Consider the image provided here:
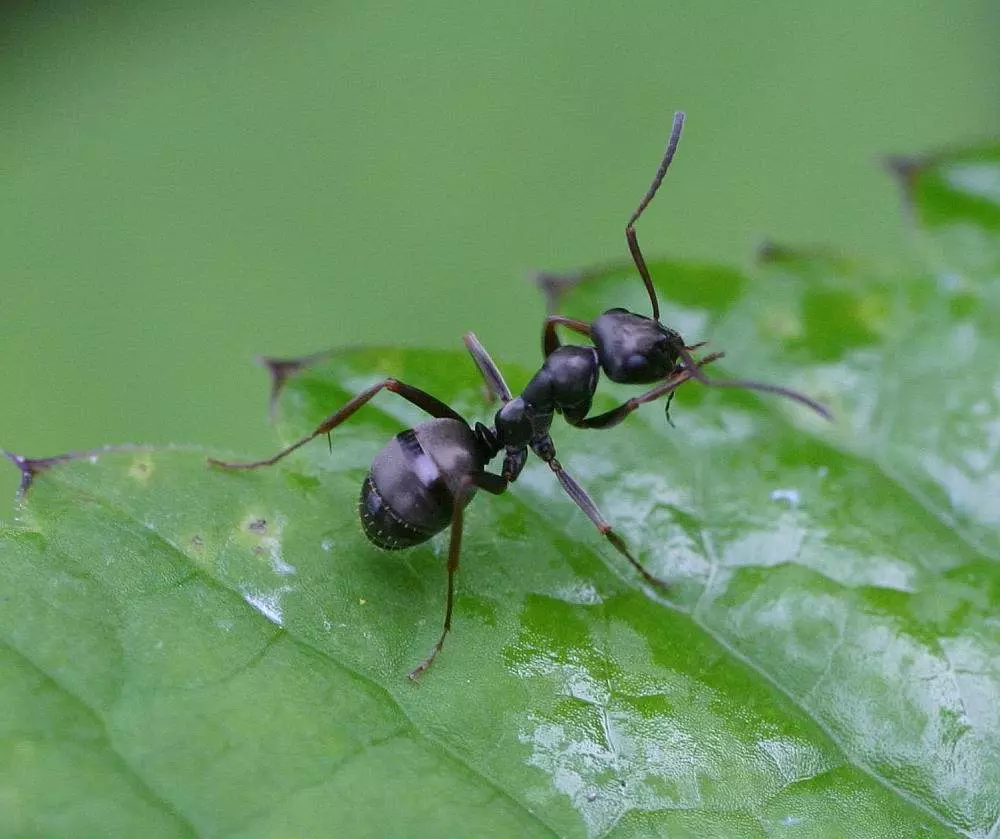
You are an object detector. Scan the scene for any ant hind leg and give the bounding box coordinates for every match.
[208,378,466,471]
[409,471,507,679]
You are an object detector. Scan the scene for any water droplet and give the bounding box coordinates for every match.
[769,488,800,507]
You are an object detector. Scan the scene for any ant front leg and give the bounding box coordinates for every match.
[532,437,668,589]
[409,470,508,680]
[208,378,465,470]
[571,352,724,430]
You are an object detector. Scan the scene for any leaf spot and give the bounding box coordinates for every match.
[247,518,268,534]
[128,456,153,481]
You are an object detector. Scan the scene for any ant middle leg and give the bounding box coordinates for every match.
[208,378,465,470]
[409,470,508,680]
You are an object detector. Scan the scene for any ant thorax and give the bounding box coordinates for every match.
[494,397,536,447]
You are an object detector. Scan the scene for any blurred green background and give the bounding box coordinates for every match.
[2,0,999,502]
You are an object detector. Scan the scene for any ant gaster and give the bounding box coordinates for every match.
[209,111,830,679]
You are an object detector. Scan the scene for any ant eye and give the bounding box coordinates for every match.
[655,332,684,362]
[624,353,651,373]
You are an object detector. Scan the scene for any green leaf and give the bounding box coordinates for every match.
[3,144,1000,838]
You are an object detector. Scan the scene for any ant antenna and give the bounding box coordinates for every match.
[676,344,833,420]
[626,110,685,323]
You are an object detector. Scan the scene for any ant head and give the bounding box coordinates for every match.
[582,112,832,421]
[591,308,686,385]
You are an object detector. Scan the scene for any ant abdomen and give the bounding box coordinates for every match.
[358,419,485,550]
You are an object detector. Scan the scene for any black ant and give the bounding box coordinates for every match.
[209,111,830,679]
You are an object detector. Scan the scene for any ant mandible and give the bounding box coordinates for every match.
[209,111,830,679]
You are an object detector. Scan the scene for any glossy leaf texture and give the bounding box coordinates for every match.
[2,145,999,838]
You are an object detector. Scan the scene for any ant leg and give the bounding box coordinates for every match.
[675,346,833,421]
[534,443,667,589]
[571,352,724,429]
[409,470,508,680]
[464,333,512,402]
[208,378,465,470]
[541,315,592,359]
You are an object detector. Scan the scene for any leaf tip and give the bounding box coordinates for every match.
[3,450,75,497]
[257,349,336,416]
[530,269,586,315]
[756,239,792,265]
[4,443,162,500]
[883,153,928,212]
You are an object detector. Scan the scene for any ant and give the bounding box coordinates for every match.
[209,111,830,679]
